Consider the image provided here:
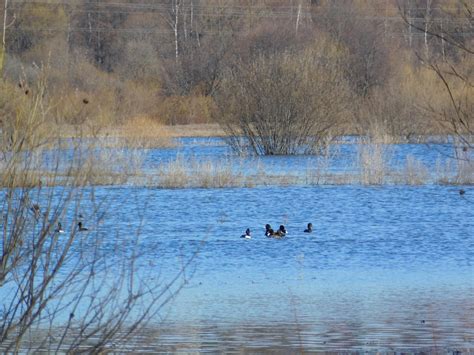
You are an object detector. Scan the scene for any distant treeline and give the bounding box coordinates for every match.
[0,0,472,138]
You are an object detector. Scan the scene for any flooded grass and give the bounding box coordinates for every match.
[3,140,473,188]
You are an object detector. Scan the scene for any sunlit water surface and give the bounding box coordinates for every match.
[91,183,473,352]
[4,139,474,351]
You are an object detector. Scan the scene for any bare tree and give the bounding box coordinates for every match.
[0,72,194,352]
[213,43,350,155]
[0,0,15,76]
[311,1,391,98]
[399,0,473,150]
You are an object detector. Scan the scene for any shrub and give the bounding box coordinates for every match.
[213,40,350,155]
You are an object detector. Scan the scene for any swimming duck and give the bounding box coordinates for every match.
[265,224,273,237]
[55,222,65,233]
[459,189,466,196]
[304,223,313,233]
[78,222,88,232]
[277,225,287,236]
[240,228,251,239]
[271,225,287,238]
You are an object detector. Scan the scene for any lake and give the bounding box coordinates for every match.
[2,138,473,352]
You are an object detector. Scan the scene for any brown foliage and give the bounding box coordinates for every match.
[214,41,350,155]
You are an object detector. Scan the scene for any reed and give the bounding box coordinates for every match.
[104,116,174,149]
[435,156,474,185]
[192,160,244,188]
[305,142,339,185]
[398,155,430,185]
[154,157,247,188]
[1,76,191,353]
[166,123,226,138]
[357,139,392,185]
[157,156,190,188]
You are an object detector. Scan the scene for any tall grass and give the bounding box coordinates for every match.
[105,116,174,149]
[435,156,474,185]
[112,141,474,188]
[398,155,430,185]
[357,138,392,185]
[154,156,246,188]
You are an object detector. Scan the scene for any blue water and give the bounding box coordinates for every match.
[83,184,473,351]
[32,137,468,182]
[142,137,462,178]
[2,138,473,351]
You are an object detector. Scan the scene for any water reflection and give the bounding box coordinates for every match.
[138,303,473,352]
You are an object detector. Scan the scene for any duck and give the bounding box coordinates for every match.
[55,222,65,233]
[78,221,88,232]
[459,189,466,196]
[265,224,273,237]
[240,228,251,239]
[304,223,313,233]
[272,225,287,238]
[277,225,287,236]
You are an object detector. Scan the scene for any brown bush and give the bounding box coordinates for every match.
[213,40,350,155]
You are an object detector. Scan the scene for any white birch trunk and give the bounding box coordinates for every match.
[174,0,180,62]
[2,0,8,49]
[295,2,302,35]
[88,12,93,45]
[406,0,413,48]
[441,20,446,61]
[0,0,7,74]
[190,0,194,36]
[183,0,187,41]
[424,0,432,58]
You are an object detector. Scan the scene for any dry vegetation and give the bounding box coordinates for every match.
[0,0,471,148]
[0,78,196,352]
[214,41,349,155]
[140,146,473,188]
[1,74,471,189]
[1,2,471,350]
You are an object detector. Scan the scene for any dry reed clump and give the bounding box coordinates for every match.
[357,139,392,185]
[156,156,190,188]
[304,143,338,185]
[166,124,226,138]
[0,170,44,188]
[149,144,473,189]
[435,157,474,185]
[365,121,408,144]
[192,160,244,188]
[397,155,430,185]
[154,157,246,188]
[0,147,145,188]
[106,116,174,149]
[155,95,215,125]
[67,145,145,185]
[455,159,474,185]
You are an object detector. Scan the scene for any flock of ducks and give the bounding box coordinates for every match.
[32,185,469,238]
[29,203,89,234]
[240,223,313,239]
[53,221,88,233]
[53,221,88,234]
